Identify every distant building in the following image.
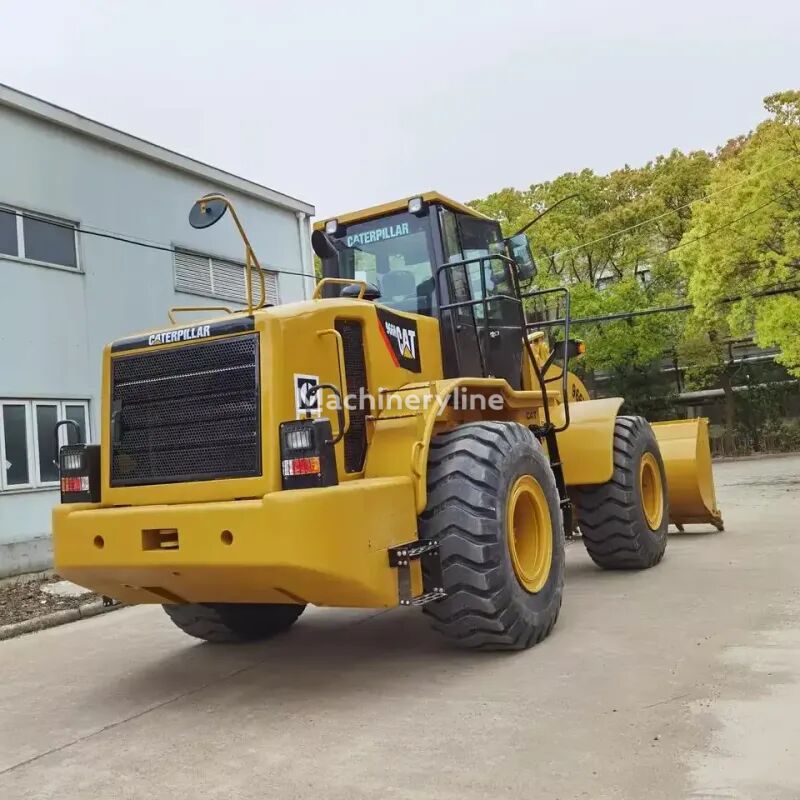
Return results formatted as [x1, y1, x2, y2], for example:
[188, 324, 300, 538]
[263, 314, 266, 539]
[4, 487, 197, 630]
[0, 84, 315, 576]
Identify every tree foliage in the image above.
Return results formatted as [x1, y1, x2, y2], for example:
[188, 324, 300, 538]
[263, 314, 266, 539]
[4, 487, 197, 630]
[468, 89, 800, 387]
[469, 150, 712, 381]
[676, 91, 800, 375]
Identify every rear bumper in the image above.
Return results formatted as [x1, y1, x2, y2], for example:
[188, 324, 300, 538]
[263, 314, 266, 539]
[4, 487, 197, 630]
[53, 477, 417, 608]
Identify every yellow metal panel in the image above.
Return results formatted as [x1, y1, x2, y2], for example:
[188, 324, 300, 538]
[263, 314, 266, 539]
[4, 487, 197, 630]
[53, 477, 418, 608]
[103, 300, 444, 505]
[313, 191, 492, 230]
[652, 418, 723, 529]
[366, 377, 557, 513]
[553, 397, 624, 486]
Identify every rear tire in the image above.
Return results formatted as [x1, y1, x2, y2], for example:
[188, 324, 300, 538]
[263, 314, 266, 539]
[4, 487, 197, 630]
[162, 602, 305, 643]
[574, 415, 668, 570]
[419, 421, 565, 651]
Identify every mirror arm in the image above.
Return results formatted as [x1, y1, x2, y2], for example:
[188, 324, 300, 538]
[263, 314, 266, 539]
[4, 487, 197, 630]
[511, 193, 580, 238]
[191, 193, 268, 314]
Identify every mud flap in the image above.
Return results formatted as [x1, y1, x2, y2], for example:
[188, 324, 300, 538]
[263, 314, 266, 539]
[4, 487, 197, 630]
[652, 418, 724, 531]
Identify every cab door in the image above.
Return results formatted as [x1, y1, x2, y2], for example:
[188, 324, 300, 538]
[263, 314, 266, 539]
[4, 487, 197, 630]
[438, 208, 524, 389]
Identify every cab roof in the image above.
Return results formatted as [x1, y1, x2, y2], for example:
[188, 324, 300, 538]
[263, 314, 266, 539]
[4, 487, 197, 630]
[313, 191, 492, 230]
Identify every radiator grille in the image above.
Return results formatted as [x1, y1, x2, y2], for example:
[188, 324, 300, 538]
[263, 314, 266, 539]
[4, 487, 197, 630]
[110, 335, 260, 485]
[335, 320, 369, 473]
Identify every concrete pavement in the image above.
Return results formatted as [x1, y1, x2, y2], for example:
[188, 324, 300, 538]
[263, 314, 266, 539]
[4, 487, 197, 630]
[1, 456, 799, 800]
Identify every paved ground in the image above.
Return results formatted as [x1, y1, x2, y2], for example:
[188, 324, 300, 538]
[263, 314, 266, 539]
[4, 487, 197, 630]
[1, 456, 799, 800]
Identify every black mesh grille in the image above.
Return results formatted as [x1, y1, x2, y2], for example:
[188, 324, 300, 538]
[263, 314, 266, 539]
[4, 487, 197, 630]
[335, 320, 368, 473]
[110, 335, 260, 485]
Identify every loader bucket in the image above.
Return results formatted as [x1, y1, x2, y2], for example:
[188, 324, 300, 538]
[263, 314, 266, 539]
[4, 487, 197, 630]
[651, 418, 724, 532]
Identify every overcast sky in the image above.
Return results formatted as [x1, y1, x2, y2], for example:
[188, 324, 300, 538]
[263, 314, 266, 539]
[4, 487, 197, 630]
[1, 0, 797, 218]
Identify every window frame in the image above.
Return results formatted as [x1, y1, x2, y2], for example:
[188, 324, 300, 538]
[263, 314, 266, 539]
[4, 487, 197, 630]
[0, 204, 81, 272]
[0, 402, 35, 491]
[32, 401, 62, 488]
[0, 399, 90, 492]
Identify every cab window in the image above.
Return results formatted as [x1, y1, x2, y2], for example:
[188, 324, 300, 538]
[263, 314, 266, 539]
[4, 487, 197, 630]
[332, 211, 436, 315]
[441, 209, 515, 324]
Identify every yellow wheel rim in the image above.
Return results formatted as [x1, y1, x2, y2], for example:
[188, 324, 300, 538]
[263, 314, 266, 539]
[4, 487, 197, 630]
[506, 475, 553, 593]
[639, 452, 664, 530]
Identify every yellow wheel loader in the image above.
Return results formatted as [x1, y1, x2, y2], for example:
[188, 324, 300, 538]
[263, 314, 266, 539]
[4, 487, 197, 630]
[52, 191, 721, 650]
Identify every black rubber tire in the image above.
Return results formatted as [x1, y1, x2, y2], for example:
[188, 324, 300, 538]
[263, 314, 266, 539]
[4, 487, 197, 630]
[162, 602, 305, 643]
[419, 421, 565, 651]
[574, 415, 668, 570]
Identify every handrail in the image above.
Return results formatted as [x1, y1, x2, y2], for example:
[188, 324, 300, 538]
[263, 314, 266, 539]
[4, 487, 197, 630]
[434, 254, 519, 380]
[520, 286, 571, 433]
[168, 305, 234, 324]
[313, 278, 368, 300]
[316, 328, 352, 438]
[433, 254, 572, 434]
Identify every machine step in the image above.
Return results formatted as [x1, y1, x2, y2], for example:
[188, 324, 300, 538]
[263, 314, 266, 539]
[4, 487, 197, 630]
[388, 539, 446, 606]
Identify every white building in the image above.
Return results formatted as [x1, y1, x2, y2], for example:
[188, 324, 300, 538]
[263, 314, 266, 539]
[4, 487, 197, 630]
[0, 84, 315, 576]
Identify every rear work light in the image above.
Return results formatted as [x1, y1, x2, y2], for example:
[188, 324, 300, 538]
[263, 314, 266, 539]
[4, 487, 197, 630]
[279, 418, 338, 490]
[59, 444, 101, 503]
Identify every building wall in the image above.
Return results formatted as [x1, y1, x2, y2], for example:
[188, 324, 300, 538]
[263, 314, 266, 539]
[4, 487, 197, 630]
[0, 104, 314, 576]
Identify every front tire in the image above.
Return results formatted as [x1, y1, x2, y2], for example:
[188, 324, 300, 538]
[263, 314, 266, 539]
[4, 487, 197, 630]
[162, 602, 305, 643]
[574, 415, 668, 570]
[419, 421, 565, 650]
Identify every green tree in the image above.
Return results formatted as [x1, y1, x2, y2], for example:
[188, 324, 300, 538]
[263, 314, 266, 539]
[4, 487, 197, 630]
[469, 151, 713, 398]
[677, 90, 800, 375]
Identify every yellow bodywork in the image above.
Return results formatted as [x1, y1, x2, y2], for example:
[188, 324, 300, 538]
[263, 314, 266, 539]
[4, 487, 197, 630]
[653, 419, 724, 531]
[54, 478, 417, 607]
[54, 189, 722, 610]
[53, 295, 624, 608]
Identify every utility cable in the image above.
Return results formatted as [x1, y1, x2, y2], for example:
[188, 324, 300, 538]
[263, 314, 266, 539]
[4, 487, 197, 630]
[599, 187, 793, 275]
[0, 207, 312, 280]
[536, 282, 800, 328]
[546, 152, 800, 262]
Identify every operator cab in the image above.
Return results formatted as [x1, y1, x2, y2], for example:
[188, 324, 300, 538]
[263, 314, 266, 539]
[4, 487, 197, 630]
[314, 193, 537, 389]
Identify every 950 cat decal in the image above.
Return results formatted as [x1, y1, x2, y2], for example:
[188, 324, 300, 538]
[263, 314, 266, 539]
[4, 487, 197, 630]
[376, 307, 421, 373]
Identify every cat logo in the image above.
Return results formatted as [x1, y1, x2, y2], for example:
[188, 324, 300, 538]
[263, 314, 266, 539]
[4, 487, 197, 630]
[385, 322, 417, 360]
[294, 373, 321, 417]
[376, 307, 421, 373]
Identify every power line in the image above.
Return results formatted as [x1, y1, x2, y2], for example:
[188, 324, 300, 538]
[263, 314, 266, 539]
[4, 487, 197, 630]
[0, 206, 313, 280]
[532, 191, 797, 328]
[547, 152, 800, 262]
[605, 187, 793, 273]
[536, 282, 800, 328]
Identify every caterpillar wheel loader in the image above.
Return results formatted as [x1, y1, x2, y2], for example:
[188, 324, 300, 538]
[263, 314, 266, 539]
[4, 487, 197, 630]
[52, 191, 721, 651]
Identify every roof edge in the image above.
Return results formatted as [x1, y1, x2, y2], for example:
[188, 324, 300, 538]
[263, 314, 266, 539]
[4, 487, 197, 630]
[314, 190, 492, 229]
[0, 83, 315, 216]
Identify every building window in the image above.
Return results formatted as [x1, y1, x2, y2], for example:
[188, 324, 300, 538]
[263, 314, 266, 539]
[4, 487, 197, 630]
[2, 404, 31, 487]
[0, 400, 90, 491]
[0, 208, 18, 257]
[0, 206, 79, 269]
[174, 249, 279, 306]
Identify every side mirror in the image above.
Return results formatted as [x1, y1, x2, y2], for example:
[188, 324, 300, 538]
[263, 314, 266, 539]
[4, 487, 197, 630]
[189, 195, 229, 229]
[506, 233, 537, 280]
[311, 229, 342, 298]
[311, 229, 338, 261]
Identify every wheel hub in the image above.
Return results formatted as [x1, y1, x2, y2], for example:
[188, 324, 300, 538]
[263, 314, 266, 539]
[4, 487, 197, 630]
[506, 475, 553, 593]
[639, 452, 664, 530]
